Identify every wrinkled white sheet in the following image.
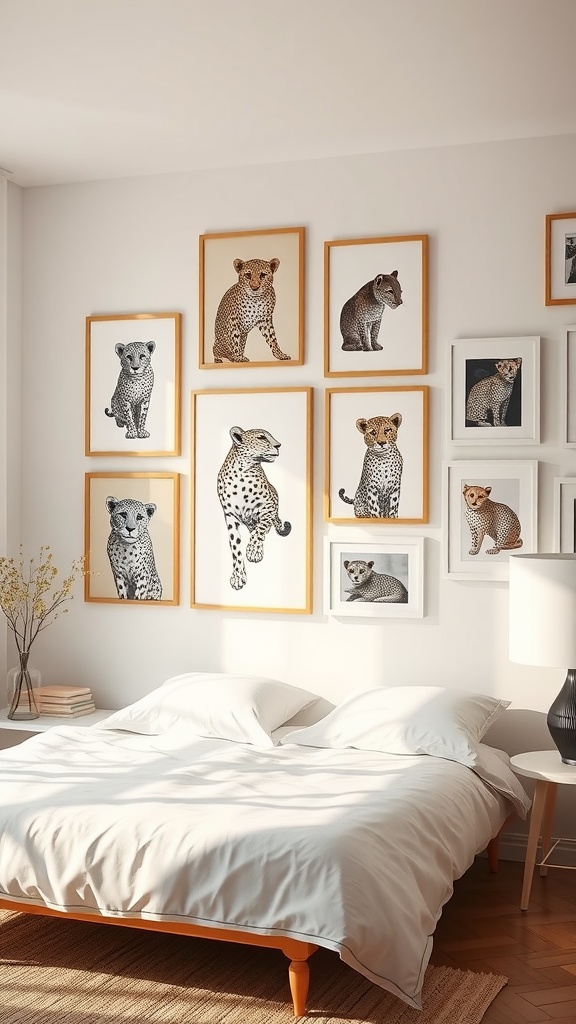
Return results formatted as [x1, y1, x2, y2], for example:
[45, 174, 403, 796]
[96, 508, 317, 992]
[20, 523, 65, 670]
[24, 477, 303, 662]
[0, 727, 529, 1008]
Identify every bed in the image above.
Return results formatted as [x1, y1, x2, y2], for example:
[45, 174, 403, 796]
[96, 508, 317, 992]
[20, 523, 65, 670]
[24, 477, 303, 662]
[0, 675, 530, 1017]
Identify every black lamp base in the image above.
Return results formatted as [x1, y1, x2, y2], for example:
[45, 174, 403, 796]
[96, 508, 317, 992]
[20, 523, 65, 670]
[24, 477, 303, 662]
[547, 668, 576, 765]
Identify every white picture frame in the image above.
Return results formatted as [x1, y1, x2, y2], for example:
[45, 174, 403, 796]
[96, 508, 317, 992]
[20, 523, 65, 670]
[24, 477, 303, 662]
[443, 460, 538, 581]
[449, 336, 540, 444]
[553, 478, 576, 552]
[564, 326, 576, 447]
[324, 535, 424, 618]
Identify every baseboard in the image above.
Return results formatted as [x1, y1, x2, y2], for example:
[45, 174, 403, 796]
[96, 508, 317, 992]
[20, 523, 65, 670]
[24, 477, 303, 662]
[483, 832, 576, 867]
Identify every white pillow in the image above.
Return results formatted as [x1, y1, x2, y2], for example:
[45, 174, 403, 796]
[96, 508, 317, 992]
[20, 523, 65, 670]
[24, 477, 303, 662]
[280, 685, 510, 766]
[99, 673, 320, 748]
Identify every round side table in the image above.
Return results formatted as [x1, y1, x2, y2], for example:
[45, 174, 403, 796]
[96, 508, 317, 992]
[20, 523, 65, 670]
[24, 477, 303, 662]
[510, 750, 576, 911]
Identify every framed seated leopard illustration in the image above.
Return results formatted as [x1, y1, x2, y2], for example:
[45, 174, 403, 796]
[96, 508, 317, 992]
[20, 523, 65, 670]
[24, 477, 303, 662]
[449, 336, 540, 445]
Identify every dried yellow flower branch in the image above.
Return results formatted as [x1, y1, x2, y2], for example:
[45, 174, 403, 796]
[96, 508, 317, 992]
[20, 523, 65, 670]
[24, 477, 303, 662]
[0, 546, 85, 655]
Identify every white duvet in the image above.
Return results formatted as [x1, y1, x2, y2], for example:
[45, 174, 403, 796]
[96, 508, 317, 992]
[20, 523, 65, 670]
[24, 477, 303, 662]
[0, 726, 529, 1008]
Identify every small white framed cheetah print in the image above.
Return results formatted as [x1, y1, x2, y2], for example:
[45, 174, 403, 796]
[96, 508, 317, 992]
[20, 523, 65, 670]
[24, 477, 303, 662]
[199, 227, 305, 369]
[443, 460, 538, 581]
[324, 536, 424, 619]
[324, 234, 428, 378]
[86, 311, 182, 457]
[449, 336, 540, 445]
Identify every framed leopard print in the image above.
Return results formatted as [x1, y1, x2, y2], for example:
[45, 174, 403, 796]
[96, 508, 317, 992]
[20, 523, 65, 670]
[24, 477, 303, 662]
[449, 336, 540, 444]
[84, 472, 180, 605]
[546, 212, 576, 305]
[443, 460, 538, 581]
[85, 312, 182, 457]
[324, 234, 428, 378]
[563, 326, 576, 447]
[324, 536, 424, 619]
[198, 226, 305, 369]
[554, 478, 576, 553]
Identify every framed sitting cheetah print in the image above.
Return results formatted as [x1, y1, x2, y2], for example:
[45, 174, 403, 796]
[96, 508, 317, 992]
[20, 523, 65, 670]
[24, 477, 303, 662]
[324, 234, 428, 378]
[546, 212, 576, 305]
[84, 472, 180, 604]
[450, 336, 540, 445]
[443, 460, 538, 581]
[325, 385, 429, 525]
[199, 227, 305, 369]
[191, 387, 312, 613]
[324, 536, 424, 619]
[85, 312, 182, 457]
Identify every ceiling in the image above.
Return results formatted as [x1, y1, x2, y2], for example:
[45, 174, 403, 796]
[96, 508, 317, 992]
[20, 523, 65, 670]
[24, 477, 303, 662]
[1, 0, 576, 188]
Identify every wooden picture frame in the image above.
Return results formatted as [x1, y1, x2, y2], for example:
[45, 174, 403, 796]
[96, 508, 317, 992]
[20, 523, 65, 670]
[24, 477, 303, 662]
[325, 386, 429, 524]
[553, 478, 576, 552]
[546, 212, 576, 305]
[443, 460, 538, 581]
[199, 227, 305, 368]
[324, 234, 428, 377]
[85, 312, 181, 457]
[85, 472, 180, 605]
[449, 336, 540, 444]
[324, 535, 424, 618]
[191, 387, 313, 613]
[563, 325, 576, 447]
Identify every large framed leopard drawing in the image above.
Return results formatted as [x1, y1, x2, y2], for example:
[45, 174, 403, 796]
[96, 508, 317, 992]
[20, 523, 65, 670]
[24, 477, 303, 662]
[84, 471, 180, 604]
[85, 312, 182, 457]
[325, 385, 429, 525]
[199, 227, 305, 369]
[191, 387, 312, 614]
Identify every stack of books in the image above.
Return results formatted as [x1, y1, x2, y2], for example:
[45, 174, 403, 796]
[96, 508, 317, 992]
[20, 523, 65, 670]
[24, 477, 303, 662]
[35, 685, 96, 718]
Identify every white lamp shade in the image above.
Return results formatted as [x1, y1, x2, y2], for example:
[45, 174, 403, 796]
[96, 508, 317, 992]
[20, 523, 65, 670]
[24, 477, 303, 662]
[509, 553, 576, 669]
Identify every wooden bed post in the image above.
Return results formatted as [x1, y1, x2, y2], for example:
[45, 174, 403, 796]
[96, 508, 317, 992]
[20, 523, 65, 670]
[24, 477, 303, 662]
[281, 939, 317, 1016]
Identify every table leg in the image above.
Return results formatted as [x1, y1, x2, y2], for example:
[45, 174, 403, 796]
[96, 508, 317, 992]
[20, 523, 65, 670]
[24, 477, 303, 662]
[520, 779, 549, 911]
[539, 782, 558, 877]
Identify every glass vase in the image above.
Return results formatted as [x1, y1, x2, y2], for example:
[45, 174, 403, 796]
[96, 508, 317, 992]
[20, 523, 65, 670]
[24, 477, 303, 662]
[7, 651, 41, 721]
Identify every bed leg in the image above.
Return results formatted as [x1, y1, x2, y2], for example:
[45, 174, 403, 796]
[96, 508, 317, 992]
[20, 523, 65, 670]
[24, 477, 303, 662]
[288, 957, 310, 1017]
[487, 834, 499, 873]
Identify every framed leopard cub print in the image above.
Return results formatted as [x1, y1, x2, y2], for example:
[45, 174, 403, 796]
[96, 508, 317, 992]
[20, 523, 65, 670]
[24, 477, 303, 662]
[324, 536, 424, 619]
[449, 336, 540, 445]
[198, 226, 305, 369]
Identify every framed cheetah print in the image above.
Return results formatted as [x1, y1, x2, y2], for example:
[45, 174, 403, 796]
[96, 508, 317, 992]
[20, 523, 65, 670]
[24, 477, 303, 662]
[199, 227, 305, 369]
[449, 336, 540, 445]
[191, 387, 312, 613]
[443, 460, 538, 581]
[85, 472, 180, 604]
[553, 478, 576, 553]
[324, 536, 424, 619]
[324, 234, 428, 378]
[325, 385, 429, 525]
[546, 212, 576, 305]
[85, 312, 182, 457]
[563, 326, 576, 446]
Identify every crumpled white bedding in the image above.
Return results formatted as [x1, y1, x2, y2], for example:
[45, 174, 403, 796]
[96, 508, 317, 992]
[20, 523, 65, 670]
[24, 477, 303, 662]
[0, 726, 530, 1009]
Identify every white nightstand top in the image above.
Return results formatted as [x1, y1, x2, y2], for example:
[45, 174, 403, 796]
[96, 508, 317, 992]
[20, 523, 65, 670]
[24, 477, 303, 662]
[510, 749, 576, 785]
[0, 707, 113, 731]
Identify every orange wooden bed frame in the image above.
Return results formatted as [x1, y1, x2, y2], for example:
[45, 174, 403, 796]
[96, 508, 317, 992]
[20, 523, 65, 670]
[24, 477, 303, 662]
[0, 825, 509, 1016]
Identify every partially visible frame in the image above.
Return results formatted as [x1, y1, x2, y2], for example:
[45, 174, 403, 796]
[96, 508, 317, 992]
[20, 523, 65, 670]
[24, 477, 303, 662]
[324, 535, 424, 618]
[324, 234, 428, 378]
[553, 478, 576, 553]
[199, 227, 305, 368]
[191, 387, 312, 613]
[325, 386, 429, 524]
[449, 336, 540, 444]
[443, 460, 538, 581]
[564, 326, 576, 446]
[85, 472, 180, 604]
[85, 312, 181, 457]
[546, 212, 576, 305]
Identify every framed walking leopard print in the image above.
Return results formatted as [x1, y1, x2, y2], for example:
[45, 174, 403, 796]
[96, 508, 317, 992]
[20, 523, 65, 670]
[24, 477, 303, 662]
[324, 536, 424, 619]
[324, 234, 428, 377]
[449, 336, 540, 444]
[85, 312, 182, 457]
[198, 227, 305, 368]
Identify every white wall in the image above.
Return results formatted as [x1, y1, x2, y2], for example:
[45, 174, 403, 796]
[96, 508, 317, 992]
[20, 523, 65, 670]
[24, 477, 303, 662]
[16, 132, 576, 839]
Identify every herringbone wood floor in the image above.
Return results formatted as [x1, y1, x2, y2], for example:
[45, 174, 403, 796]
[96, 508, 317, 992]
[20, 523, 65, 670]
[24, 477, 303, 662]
[431, 857, 576, 1022]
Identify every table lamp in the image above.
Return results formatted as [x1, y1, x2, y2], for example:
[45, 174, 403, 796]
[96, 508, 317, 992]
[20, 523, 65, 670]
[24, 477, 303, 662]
[509, 552, 576, 765]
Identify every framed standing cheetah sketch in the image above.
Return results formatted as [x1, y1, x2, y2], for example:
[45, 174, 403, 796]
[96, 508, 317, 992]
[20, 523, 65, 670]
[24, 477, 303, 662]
[443, 460, 538, 581]
[191, 387, 312, 613]
[199, 227, 305, 369]
[324, 234, 428, 377]
[85, 312, 181, 457]
[325, 386, 429, 525]
[324, 536, 424, 619]
[449, 336, 540, 444]
[85, 472, 180, 604]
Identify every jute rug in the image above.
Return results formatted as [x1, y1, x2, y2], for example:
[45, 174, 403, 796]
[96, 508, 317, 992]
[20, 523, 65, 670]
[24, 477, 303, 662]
[0, 909, 506, 1024]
